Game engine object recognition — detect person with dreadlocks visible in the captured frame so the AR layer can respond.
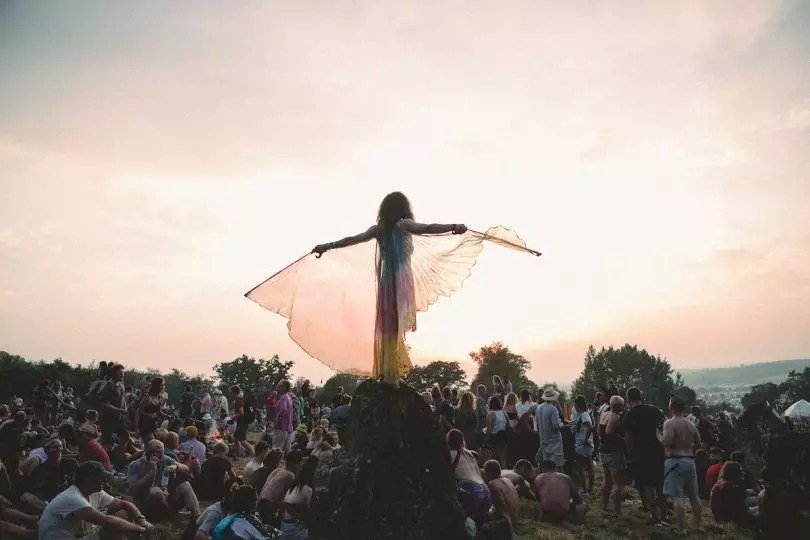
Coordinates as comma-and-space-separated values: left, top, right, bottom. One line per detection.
247, 192, 539, 387
310, 192, 467, 383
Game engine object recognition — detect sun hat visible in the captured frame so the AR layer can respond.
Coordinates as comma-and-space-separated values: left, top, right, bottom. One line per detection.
541, 387, 560, 401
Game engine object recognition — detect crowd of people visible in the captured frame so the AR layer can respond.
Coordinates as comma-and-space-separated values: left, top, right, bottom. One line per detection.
0, 364, 798, 539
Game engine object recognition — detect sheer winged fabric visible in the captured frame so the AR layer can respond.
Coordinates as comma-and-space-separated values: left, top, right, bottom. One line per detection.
246, 227, 539, 379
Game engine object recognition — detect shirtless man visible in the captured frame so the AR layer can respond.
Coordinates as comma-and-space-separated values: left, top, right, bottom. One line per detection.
258, 450, 302, 522
659, 396, 702, 535
533, 460, 587, 525
501, 459, 536, 500
482, 460, 521, 539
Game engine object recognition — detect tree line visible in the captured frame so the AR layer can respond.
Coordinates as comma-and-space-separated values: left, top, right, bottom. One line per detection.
740, 367, 810, 410
3, 341, 696, 413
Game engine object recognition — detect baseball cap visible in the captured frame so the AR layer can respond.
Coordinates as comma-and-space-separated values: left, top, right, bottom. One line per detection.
76, 460, 113, 480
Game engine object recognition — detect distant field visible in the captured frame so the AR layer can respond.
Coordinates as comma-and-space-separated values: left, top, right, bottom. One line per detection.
680, 358, 810, 388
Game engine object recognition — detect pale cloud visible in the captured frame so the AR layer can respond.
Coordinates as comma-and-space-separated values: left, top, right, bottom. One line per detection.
1, 1, 809, 382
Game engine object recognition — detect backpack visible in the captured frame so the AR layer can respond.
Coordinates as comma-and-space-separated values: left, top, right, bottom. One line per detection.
244, 401, 256, 424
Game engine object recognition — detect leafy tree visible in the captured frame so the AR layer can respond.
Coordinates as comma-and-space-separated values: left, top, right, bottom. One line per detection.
741, 382, 785, 409
571, 344, 683, 411
673, 385, 697, 406
402, 361, 468, 394
213, 354, 294, 395
469, 342, 537, 395
782, 367, 810, 404
316, 373, 363, 405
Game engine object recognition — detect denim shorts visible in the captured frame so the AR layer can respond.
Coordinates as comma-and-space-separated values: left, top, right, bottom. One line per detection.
600, 451, 626, 471
663, 458, 699, 501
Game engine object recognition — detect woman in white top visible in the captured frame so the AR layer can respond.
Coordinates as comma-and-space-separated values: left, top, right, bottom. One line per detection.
485, 396, 509, 466
447, 429, 491, 525
280, 457, 317, 539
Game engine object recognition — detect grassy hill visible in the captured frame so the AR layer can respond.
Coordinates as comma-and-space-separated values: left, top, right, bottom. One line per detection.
680, 358, 810, 388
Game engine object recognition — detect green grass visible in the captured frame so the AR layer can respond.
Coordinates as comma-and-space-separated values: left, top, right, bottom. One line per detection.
514, 469, 753, 540
125, 433, 754, 540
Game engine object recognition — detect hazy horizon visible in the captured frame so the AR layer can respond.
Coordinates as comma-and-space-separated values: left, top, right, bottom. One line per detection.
2, 1, 809, 386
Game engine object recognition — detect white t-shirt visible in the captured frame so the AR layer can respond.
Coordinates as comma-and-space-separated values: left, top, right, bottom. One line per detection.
243, 459, 262, 482
515, 401, 534, 419
38, 486, 115, 540
196, 502, 225, 536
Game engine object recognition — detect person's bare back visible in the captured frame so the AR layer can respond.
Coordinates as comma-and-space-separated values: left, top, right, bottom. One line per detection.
534, 472, 576, 519
260, 467, 295, 502
488, 476, 520, 524
661, 416, 700, 458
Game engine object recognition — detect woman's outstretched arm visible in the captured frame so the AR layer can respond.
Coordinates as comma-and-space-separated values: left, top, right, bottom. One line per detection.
312, 225, 377, 255
399, 219, 466, 235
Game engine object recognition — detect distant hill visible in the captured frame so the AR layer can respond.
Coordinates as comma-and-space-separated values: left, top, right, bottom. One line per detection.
680, 358, 810, 388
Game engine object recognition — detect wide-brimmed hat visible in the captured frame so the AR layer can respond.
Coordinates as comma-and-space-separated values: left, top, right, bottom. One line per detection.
541, 387, 560, 401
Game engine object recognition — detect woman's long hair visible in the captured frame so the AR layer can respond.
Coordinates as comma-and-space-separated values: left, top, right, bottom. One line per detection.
288, 456, 317, 494
377, 192, 413, 233
457, 392, 476, 413
504, 392, 518, 410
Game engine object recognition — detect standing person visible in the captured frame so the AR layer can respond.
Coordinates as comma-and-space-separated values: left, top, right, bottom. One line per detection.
598, 395, 626, 515
273, 380, 294, 453
485, 396, 509, 466
212, 389, 229, 418
454, 392, 480, 452
570, 395, 594, 493
692, 407, 717, 450
535, 387, 564, 469
622, 387, 666, 522
660, 395, 703, 535
179, 385, 195, 420
199, 388, 213, 417
492, 375, 505, 401
501, 376, 513, 397
98, 364, 127, 448
230, 386, 248, 458
135, 378, 166, 444
438, 387, 456, 432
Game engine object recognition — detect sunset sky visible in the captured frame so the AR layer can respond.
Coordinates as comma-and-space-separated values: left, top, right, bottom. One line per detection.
2, 1, 809, 386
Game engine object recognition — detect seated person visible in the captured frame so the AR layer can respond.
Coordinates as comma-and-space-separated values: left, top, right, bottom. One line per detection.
533, 460, 587, 525
447, 429, 491, 526
311, 432, 336, 463
306, 428, 323, 450
168, 431, 201, 478
192, 478, 239, 540
180, 426, 207, 465
259, 450, 302, 523
482, 460, 521, 539
500, 459, 537, 500
128, 439, 201, 522
243, 441, 269, 483
280, 457, 317, 538
710, 461, 756, 527
249, 449, 283, 494
20, 438, 77, 512
213, 484, 273, 539
76, 423, 112, 472
729, 450, 758, 507
37, 461, 152, 539
196, 443, 236, 501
